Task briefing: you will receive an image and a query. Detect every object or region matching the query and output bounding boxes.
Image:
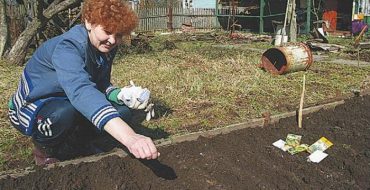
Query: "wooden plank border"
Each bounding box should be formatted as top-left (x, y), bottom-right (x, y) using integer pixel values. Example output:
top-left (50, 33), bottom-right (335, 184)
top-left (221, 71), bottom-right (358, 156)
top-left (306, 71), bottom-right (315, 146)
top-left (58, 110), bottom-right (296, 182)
top-left (0, 94), bottom-right (356, 180)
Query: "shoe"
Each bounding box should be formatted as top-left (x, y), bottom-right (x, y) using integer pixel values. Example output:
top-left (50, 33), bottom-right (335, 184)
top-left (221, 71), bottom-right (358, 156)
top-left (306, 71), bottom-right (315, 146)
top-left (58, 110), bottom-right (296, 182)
top-left (32, 147), bottom-right (60, 166)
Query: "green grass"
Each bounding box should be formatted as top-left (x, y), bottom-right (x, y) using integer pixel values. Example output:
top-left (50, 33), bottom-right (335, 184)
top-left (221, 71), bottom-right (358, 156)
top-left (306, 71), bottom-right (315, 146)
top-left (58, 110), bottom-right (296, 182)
top-left (0, 61), bottom-right (33, 171)
top-left (0, 32), bottom-right (369, 171)
top-left (325, 36), bottom-right (355, 46)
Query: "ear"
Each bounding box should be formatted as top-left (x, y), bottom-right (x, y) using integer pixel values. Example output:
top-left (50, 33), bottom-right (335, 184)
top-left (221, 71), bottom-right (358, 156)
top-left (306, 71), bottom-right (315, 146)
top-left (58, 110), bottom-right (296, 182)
top-left (85, 20), bottom-right (92, 31)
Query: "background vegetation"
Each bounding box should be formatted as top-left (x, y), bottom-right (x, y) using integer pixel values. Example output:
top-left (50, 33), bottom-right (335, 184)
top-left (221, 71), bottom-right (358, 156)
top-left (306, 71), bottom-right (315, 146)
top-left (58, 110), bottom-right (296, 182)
top-left (0, 32), bottom-right (369, 171)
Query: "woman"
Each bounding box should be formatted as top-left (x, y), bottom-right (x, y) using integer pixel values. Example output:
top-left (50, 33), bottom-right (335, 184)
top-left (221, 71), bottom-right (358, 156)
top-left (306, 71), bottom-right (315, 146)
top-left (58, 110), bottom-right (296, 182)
top-left (8, 0), bottom-right (159, 165)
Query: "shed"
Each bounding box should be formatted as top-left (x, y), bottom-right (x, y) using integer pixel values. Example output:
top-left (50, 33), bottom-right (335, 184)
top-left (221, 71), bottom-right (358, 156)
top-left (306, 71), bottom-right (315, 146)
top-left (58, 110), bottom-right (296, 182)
top-left (320, 0), bottom-right (370, 35)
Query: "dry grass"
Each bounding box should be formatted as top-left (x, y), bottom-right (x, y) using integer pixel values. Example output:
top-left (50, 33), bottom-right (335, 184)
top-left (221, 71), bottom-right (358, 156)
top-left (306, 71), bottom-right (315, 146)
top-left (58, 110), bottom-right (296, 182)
top-left (0, 61), bottom-right (33, 170)
top-left (0, 32), bottom-right (369, 171)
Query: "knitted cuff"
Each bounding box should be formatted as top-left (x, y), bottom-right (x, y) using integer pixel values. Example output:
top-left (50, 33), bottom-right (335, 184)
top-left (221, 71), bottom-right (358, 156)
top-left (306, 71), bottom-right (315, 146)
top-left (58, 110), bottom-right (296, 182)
top-left (8, 98), bottom-right (15, 110)
top-left (107, 88), bottom-right (123, 105)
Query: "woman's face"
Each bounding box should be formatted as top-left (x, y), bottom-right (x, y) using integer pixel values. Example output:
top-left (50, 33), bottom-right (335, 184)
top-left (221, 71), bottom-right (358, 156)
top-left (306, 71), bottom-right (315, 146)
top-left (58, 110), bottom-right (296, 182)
top-left (85, 21), bottom-right (123, 53)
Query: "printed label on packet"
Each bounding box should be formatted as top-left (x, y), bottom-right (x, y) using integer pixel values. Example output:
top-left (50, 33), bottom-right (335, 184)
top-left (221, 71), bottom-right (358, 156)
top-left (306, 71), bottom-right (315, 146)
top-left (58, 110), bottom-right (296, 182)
top-left (308, 137), bottom-right (333, 153)
top-left (283, 134), bottom-right (302, 151)
top-left (288, 144), bottom-right (309, 155)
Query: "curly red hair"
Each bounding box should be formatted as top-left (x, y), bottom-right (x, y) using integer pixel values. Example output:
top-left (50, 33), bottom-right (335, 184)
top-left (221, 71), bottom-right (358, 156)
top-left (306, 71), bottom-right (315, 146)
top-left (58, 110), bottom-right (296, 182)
top-left (82, 0), bottom-right (138, 35)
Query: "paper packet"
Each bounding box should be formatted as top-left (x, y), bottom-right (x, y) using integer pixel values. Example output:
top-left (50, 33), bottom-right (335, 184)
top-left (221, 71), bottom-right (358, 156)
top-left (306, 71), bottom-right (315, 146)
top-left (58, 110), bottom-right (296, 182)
top-left (283, 134), bottom-right (302, 151)
top-left (288, 144), bottom-right (309, 155)
top-left (307, 137), bottom-right (333, 153)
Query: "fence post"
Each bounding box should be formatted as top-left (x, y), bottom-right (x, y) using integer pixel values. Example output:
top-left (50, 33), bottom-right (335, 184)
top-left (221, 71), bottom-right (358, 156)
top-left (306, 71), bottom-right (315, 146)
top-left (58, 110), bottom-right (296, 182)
top-left (305, 0), bottom-right (311, 34)
top-left (167, 0), bottom-right (173, 31)
top-left (215, 1), bottom-right (219, 29)
top-left (259, 0), bottom-right (265, 34)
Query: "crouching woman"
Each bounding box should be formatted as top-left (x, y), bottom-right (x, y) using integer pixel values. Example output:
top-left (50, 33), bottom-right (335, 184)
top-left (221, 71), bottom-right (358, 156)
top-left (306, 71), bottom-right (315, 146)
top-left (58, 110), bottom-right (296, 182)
top-left (8, 0), bottom-right (159, 166)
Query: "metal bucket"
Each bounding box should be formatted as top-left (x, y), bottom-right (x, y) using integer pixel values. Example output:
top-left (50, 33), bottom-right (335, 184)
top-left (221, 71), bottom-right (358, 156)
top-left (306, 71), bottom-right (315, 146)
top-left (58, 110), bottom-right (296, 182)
top-left (260, 43), bottom-right (313, 75)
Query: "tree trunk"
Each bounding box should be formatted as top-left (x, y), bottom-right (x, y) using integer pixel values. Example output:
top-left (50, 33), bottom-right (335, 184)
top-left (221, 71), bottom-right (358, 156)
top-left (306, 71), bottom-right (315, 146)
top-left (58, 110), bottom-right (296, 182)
top-left (289, 0), bottom-right (297, 42)
top-left (0, 0), bottom-right (7, 56)
top-left (6, 0), bottom-right (80, 65)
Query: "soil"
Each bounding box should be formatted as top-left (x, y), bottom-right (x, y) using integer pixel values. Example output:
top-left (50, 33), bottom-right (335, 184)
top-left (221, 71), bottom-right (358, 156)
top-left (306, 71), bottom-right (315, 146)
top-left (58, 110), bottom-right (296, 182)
top-left (1, 95), bottom-right (369, 190)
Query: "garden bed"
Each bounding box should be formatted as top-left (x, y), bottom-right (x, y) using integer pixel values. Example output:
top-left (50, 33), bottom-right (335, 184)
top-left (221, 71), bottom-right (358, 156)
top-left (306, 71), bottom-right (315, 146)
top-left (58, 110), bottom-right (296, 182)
top-left (0, 94), bottom-right (369, 189)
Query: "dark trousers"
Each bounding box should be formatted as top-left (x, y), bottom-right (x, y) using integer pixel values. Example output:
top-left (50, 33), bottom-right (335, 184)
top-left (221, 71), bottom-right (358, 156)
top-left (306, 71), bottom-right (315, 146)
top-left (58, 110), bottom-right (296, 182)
top-left (32, 99), bottom-right (132, 160)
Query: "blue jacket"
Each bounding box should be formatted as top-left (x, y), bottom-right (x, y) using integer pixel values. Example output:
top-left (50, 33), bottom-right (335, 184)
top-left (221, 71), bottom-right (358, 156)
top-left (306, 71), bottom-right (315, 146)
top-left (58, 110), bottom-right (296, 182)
top-left (9, 24), bottom-right (121, 135)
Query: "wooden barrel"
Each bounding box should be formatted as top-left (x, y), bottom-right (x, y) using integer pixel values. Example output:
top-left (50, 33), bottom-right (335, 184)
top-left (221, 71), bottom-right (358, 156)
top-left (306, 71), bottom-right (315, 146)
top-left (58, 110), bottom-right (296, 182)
top-left (260, 43), bottom-right (313, 75)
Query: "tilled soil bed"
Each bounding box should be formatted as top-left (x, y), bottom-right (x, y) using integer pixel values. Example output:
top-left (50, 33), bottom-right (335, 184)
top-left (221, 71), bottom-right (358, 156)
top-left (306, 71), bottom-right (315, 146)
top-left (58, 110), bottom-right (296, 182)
top-left (1, 95), bottom-right (369, 189)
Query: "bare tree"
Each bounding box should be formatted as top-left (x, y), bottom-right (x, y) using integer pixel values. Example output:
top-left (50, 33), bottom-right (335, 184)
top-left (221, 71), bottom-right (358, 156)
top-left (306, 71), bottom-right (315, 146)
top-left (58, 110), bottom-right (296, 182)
top-left (0, 0), bottom-right (7, 56)
top-left (288, 0), bottom-right (297, 42)
top-left (5, 0), bottom-right (81, 65)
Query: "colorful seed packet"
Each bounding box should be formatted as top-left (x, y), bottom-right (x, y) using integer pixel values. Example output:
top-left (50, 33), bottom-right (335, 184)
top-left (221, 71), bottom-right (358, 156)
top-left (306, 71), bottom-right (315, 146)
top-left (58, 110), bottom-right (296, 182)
top-left (288, 144), bottom-right (309, 155)
top-left (283, 134), bottom-right (302, 151)
top-left (307, 137), bottom-right (333, 153)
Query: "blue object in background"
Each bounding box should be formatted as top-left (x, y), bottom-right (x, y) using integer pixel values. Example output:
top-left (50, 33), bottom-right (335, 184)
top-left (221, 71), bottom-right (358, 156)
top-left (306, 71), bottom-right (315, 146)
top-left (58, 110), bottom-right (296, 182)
top-left (192, 0), bottom-right (216, 9)
top-left (352, 20), bottom-right (368, 35)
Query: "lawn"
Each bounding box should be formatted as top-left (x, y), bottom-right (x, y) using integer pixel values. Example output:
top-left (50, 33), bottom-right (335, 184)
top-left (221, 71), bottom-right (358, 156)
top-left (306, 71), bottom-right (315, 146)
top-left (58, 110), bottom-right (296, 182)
top-left (0, 31), bottom-right (369, 171)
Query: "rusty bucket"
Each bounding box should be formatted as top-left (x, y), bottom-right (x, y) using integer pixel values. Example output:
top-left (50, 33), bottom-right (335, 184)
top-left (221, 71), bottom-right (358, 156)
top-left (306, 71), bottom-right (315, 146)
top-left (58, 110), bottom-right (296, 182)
top-left (260, 43), bottom-right (313, 75)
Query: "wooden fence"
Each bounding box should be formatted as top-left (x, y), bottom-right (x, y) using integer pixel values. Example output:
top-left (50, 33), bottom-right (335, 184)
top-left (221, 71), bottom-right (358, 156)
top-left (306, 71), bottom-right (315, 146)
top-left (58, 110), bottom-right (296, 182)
top-left (134, 6), bottom-right (221, 32)
top-left (6, 2), bottom-right (223, 39)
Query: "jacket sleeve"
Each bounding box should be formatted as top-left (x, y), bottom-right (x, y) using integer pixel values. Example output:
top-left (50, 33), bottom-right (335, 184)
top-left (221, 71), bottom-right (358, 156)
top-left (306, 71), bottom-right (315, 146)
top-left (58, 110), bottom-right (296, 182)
top-left (52, 39), bottom-right (121, 131)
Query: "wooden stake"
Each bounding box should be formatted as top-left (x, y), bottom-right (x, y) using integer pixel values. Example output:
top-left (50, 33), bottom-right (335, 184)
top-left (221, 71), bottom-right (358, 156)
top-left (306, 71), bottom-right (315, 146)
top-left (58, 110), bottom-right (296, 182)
top-left (357, 48), bottom-right (360, 67)
top-left (298, 74), bottom-right (306, 128)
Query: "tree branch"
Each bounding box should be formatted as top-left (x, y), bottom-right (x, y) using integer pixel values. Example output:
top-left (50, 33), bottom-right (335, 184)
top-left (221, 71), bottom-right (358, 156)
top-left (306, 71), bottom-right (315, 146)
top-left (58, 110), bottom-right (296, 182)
top-left (5, 0), bottom-right (81, 65)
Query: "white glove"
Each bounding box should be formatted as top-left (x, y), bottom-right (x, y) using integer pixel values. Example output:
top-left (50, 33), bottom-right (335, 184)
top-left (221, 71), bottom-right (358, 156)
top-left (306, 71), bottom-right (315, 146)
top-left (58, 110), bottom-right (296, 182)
top-left (145, 103), bottom-right (155, 121)
top-left (117, 81), bottom-right (150, 110)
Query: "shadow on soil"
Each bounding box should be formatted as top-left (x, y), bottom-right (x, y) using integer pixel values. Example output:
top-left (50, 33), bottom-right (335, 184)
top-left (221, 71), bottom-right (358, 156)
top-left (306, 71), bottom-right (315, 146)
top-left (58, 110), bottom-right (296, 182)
top-left (139, 159), bottom-right (177, 180)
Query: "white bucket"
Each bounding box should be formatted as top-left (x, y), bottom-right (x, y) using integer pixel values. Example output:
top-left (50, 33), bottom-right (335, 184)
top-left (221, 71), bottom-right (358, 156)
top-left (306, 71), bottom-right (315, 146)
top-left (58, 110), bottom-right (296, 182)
top-left (282, 35), bottom-right (288, 43)
top-left (274, 34), bottom-right (283, 46)
top-left (274, 34), bottom-right (288, 46)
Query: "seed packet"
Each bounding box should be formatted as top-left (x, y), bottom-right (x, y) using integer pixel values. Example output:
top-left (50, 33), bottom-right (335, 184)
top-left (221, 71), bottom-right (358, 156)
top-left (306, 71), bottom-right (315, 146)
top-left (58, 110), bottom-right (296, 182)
top-left (288, 144), bottom-right (309, 155)
top-left (283, 134), bottom-right (302, 151)
top-left (307, 150), bottom-right (328, 163)
top-left (272, 139), bottom-right (286, 150)
top-left (307, 137), bottom-right (333, 153)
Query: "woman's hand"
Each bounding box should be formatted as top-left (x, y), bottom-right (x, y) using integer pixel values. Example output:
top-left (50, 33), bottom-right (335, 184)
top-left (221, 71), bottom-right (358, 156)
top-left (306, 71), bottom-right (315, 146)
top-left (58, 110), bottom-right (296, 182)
top-left (122, 133), bottom-right (160, 159)
top-left (104, 117), bottom-right (160, 159)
